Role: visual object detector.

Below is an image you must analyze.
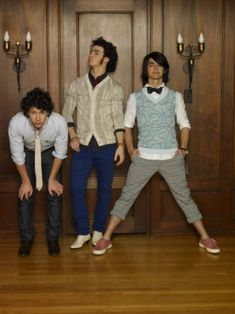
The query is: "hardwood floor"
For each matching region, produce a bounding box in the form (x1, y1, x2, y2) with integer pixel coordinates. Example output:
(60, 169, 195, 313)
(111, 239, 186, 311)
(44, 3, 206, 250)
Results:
(0, 234, 234, 314)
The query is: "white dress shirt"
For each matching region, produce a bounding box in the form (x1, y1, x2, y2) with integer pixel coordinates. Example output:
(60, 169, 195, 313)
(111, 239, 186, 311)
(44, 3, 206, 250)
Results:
(124, 84, 191, 160)
(8, 112, 68, 165)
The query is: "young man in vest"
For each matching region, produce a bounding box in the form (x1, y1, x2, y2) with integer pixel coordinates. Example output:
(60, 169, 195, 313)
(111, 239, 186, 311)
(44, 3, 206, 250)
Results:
(62, 37, 125, 249)
(93, 51, 221, 255)
(8, 88, 68, 256)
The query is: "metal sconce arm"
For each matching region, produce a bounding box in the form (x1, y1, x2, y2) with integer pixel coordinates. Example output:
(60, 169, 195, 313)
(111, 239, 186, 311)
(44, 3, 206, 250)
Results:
(177, 33, 205, 103)
(3, 31, 32, 92)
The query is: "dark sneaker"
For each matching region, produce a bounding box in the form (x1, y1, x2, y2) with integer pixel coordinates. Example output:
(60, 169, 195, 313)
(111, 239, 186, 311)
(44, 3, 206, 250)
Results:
(48, 240, 60, 256)
(18, 241, 33, 257)
(93, 238, 112, 255)
(199, 238, 221, 254)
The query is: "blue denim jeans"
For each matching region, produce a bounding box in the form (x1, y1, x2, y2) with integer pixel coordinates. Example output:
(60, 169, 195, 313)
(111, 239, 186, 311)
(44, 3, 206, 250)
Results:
(71, 144, 116, 235)
(19, 148, 62, 242)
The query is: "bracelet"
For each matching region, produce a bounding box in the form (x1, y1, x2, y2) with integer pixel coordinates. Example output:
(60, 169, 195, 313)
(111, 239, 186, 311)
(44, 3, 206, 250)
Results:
(70, 136, 79, 141)
(180, 147, 188, 153)
(117, 142, 125, 147)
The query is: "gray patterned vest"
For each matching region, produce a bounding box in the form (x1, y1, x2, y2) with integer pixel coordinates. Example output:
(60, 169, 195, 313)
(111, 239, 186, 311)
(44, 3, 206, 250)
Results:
(135, 89, 177, 149)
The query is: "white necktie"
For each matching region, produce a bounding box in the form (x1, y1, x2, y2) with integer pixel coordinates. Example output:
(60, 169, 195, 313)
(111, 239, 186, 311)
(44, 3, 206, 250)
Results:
(35, 131, 43, 191)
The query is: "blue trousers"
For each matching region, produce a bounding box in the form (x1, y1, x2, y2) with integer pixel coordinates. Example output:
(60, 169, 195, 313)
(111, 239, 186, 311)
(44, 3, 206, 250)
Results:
(71, 145, 116, 235)
(19, 148, 62, 242)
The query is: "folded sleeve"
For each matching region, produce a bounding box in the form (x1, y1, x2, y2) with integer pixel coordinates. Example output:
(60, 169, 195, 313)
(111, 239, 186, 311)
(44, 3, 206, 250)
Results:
(52, 116, 68, 160)
(8, 116, 26, 165)
(175, 92, 191, 129)
(62, 80, 78, 125)
(124, 93, 136, 128)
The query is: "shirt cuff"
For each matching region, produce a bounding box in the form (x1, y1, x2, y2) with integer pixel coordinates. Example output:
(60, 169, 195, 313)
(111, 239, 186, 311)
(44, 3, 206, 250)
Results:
(114, 128, 125, 133)
(179, 124, 191, 130)
(52, 150, 67, 160)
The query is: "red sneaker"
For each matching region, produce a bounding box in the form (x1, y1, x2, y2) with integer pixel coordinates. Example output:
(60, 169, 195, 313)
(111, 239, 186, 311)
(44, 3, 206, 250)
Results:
(199, 238, 221, 254)
(93, 238, 112, 255)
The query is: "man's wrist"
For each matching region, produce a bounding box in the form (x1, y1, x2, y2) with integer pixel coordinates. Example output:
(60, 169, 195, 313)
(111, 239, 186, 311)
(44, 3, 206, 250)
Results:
(48, 176, 56, 182)
(127, 147, 135, 155)
(117, 142, 125, 148)
(21, 179, 31, 185)
(179, 147, 188, 154)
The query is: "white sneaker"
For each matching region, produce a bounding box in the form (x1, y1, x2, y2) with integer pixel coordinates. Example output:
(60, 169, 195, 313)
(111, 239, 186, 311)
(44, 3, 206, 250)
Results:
(92, 231, 103, 246)
(70, 234, 91, 249)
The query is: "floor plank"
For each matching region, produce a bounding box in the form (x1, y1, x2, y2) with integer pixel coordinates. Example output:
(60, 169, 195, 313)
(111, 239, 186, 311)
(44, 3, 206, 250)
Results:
(0, 234, 234, 313)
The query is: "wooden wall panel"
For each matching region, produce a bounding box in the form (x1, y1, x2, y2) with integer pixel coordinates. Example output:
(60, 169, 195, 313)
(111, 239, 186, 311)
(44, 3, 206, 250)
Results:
(62, 0, 148, 235)
(231, 191, 235, 221)
(0, 0, 47, 178)
(0, 0, 234, 235)
(150, 175, 224, 234)
(0, 0, 60, 234)
(150, 0, 234, 234)
(163, 0, 222, 179)
(222, 0, 235, 231)
(78, 13, 132, 100)
(47, 0, 61, 110)
(222, 0, 235, 178)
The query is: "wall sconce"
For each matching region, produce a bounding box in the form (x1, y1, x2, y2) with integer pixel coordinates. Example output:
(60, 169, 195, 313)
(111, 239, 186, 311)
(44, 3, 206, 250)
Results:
(177, 33, 205, 103)
(3, 31, 32, 92)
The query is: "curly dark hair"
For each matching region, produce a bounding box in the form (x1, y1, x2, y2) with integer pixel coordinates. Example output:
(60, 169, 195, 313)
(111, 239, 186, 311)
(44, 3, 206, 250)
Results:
(141, 51, 169, 86)
(91, 37, 118, 73)
(21, 87, 54, 116)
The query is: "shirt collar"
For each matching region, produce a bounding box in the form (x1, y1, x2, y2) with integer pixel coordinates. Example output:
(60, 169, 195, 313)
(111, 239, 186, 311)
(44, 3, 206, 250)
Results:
(145, 83, 165, 89)
(89, 71, 107, 88)
(142, 83, 168, 100)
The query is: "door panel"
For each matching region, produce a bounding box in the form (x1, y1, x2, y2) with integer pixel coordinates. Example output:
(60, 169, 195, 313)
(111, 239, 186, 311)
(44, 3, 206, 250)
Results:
(62, 0, 148, 234)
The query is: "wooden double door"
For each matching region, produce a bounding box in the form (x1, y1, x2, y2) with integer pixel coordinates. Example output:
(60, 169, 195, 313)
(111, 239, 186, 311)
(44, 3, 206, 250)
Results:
(62, 0, 149, 235)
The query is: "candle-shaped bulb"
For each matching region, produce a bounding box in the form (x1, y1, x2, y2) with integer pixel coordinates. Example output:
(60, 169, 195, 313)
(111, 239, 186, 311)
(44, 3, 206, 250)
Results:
(199, 33, 204, 43)
(25, 31, 32, 51)
(177, 33, 184, 53)
(26, 31, 31, 42)
(198, 33, 205, 52)
(4, 31, 10, 42)
(3, 31, 10, 51)
(177, 33, 183, 44)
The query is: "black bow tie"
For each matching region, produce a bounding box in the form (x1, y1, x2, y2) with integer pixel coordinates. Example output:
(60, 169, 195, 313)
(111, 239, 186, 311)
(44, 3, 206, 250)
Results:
(147, 86, 163, 94)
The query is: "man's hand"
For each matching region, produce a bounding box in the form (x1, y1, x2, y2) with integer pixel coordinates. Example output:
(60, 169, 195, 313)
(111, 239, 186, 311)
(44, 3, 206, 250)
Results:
(175, 148, 188, 157)
(18, 182, 33, 200)
(114, 145, 125, 166)
(48, 179, 63, 196)
(130, 148, 140, 160)
(70, 137, 80, 152)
